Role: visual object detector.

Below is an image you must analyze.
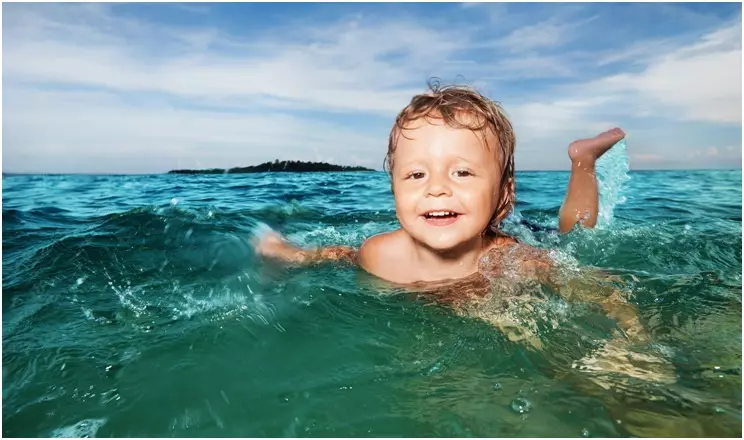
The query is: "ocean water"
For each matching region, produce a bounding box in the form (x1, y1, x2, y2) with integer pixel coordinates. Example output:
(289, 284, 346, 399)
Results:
(3, 155, 742, 436)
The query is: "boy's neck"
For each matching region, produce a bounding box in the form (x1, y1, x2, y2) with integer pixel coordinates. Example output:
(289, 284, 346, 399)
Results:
(409, 235, 486, 282)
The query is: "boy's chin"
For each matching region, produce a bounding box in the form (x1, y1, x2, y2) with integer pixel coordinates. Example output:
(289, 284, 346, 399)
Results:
(402, 222, 483, 252)
(418, 234, 478, 253)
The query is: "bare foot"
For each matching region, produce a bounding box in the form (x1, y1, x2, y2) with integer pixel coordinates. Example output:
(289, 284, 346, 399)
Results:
(568, 127, 625, 165)
(573, 338, 676, 386)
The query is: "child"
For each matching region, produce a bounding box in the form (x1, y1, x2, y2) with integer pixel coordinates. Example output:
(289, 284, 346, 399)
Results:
(252, 85, 707, 436)
(256, 83, 622, 285)
(255, 83, 663, 374)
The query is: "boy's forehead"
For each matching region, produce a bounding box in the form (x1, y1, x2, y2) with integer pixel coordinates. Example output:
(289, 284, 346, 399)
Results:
(396, 115, 501, 153)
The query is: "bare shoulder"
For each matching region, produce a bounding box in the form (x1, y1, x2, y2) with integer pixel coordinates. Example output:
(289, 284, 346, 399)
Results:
(358, 229, 412, 282)
(480, 234, 553, 278)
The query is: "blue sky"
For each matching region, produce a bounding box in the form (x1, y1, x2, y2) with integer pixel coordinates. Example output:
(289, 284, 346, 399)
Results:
(2, 2, 741, 173)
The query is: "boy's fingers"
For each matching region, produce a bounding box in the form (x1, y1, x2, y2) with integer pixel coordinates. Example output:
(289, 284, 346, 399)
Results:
(254, 232, 285, 255)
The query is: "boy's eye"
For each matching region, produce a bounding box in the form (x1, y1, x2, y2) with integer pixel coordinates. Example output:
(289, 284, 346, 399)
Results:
(455, 169, 473, 177)
(407, 172, 425, 179)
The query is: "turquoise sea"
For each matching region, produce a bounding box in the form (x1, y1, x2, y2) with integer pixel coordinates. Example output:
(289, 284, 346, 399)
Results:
(3, 148, 742, 437)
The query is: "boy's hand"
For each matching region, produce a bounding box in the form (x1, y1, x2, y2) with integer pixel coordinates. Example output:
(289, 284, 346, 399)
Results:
(254, 232, 308, 263)
(254, 232, 357, 266)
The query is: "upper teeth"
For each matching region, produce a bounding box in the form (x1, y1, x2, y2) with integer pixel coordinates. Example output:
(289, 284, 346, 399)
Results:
(428, 211, 454, 217)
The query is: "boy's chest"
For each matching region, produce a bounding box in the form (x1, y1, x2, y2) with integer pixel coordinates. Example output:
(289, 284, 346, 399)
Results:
(419, 253, 537, 306)
(477, 246, 520, 280)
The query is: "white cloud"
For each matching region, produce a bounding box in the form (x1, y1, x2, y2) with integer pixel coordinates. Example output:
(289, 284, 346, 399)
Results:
(2, 87, 385, 174)
(2, 3, 741, 173)
(493, 16, 597, 53)
(2, 5, 462, 116)
(583, 20, 742, 124)
(497, 16, 742, 162)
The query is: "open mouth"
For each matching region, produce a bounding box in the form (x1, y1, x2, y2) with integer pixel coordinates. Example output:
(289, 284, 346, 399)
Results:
(422, 210, 461, 226)
(424, 210, 459, 219)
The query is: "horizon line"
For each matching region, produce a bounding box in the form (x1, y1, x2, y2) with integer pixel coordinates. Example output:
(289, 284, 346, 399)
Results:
(4, 168, 742, 176)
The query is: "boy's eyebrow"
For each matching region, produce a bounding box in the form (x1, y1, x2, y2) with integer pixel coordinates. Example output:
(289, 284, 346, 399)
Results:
(394, 159, 425, 169)
(452, 156, 491, 168)
(396, 157, 484, 170)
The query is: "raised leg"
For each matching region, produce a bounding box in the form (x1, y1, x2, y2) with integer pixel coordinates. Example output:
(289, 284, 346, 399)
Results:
(558, 128, 625, 233)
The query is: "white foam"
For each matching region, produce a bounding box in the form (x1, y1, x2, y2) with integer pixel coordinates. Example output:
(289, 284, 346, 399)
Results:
(51, 418, 107, 438)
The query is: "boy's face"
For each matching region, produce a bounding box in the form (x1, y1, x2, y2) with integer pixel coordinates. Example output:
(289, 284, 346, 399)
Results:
(391, 116, 503, 252)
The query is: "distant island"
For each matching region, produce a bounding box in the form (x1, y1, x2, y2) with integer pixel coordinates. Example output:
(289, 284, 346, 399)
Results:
(168, 160, 374, 174)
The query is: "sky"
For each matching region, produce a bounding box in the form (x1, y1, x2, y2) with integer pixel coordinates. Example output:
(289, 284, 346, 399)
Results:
(2, 1, 742, 174)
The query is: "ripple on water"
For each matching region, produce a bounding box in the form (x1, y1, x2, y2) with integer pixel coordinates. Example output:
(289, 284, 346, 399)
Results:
(2, 167, 741, 437)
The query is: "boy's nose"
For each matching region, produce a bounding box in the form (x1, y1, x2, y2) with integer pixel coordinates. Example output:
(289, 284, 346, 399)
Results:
(425, 175, 452, 197)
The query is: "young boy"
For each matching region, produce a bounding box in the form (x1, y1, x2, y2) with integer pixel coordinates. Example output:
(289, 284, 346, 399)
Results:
(256, 83, 622, 285)
(255, 83, 663, 376)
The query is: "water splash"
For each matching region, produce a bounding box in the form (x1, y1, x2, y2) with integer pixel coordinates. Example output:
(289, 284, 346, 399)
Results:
(51, 418, 107, 438)
(250, 220, 277, 241)
(510, 397, 533, 414)
(595, 138, 630, 228)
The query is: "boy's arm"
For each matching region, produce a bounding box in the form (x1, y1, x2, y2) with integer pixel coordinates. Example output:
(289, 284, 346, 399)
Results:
(519, 247, 650, 344)
(255, 233, 358, 266)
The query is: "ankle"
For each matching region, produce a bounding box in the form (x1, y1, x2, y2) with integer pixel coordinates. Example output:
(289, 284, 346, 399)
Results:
(570, 154, 597, 171)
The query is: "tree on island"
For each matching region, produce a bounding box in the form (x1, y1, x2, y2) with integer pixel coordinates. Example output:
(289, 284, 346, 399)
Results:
(168, 160, 373, 174)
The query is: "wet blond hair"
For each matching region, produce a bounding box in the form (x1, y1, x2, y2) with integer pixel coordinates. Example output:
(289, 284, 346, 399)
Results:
(384, 80, 516, 234)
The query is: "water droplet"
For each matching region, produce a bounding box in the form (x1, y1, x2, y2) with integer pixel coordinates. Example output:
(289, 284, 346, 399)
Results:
(493, 383, 502, 391)
(427, 362, 442, 374)
(581, 428, 590, 437)
(171, 198, 178, 205)
(510, 397, 532, 414)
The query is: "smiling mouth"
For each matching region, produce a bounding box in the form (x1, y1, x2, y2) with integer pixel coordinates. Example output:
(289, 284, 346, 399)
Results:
(423, 210, 459, 219)
(421, 210, 461, 225)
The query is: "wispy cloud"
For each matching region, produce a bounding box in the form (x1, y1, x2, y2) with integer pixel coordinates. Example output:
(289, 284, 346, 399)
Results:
(2, 2, 741, 173)
(494, 15, 598, 53)
(3, 4, 461, 114)
(584, 19, 742, 124)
